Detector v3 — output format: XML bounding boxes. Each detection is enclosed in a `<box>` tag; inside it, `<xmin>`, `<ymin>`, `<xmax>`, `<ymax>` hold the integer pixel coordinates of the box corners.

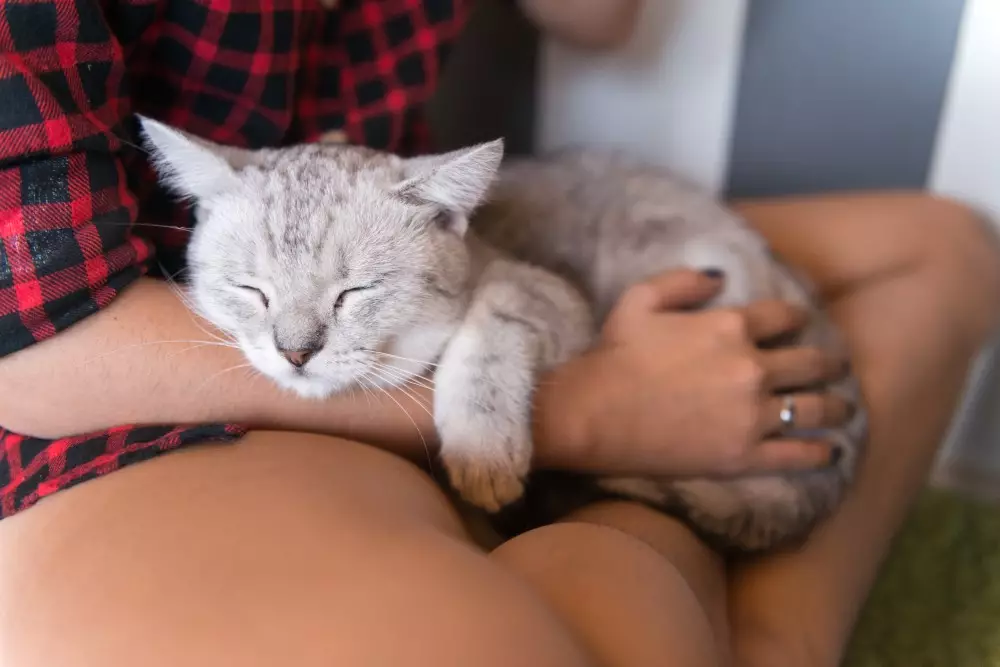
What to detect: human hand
<box><xmin>533</xmin><ymin>269</ymin><xmax>853</xmax><ymax>477</ymax></box>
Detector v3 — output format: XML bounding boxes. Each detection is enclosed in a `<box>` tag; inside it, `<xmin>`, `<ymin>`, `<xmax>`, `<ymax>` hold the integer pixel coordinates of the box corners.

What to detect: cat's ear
<box><xmin>394</xmin><ymin>139</ymin><xmax>504</xmax><ymax>235</ymax></box>
<box><xmin>138</xmin><ymin>115</ymin><xmax>258</xmax><ymax>201</ymax></box>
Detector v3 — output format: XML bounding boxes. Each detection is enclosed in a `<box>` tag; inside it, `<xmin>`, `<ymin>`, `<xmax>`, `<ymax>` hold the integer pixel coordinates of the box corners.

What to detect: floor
<box><xmin>932</xmin><ymin>460</ymin><xmax>1000</xmax><ymax>503</ymax></box>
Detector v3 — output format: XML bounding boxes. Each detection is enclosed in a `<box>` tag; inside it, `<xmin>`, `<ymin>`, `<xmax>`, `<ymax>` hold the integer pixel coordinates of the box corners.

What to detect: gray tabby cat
<box><xmin>139</xmin><ymin>117</ymin><xmax>867</xmax><ymax>553</ymax></box>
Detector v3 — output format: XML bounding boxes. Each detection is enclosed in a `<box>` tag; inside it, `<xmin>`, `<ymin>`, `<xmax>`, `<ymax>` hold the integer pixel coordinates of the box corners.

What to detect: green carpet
<box><xmin>845</xmin><ymin>489</ymin><xmax>1000</xmax><ymax>666</ymax></box>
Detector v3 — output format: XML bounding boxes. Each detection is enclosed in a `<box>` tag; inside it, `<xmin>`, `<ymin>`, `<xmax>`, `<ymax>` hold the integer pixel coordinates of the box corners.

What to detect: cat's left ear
<box><xmin>394</xmin><ymin>139</ymin><xmax>504</xmax><ymax>236</ymax></box>
<box><xmin>138</xmin><ymin>115</ymin><xmax>260</xmax><ymax>201</ymax></box>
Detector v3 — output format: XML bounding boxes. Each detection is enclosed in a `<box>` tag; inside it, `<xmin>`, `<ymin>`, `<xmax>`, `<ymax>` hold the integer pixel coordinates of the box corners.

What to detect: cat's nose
<box><xmin>279</xmin><ymin>348</ymin><xmax>316</xmax><ymax>368</ymax></box>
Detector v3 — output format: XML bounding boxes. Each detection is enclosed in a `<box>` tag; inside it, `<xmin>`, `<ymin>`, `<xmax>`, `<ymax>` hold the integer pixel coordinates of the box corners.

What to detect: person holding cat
<box><xmin>0</xmin><ymin>1</ymin><xmax>997</xmax><ymax>666</ymax></box>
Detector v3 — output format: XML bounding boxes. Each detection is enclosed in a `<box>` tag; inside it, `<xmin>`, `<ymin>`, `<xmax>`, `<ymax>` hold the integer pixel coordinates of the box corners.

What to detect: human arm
<box><xmin>0</xmin><ymin>277</ymin><xmax>442</xmax><ymax>453</ymax></box>
<box><xmin>516</xmin><ymin>0</ymin><xmax>641</xmax><ymax>49</ymax></box>
<box><xmin>726</xmin><ymin>193</ymin><xmax>1000</xmax><ymax>666</ymax></box>
<box><xmin>0</xmin><ymin>267</ymin><xmax>843</xmax><ymax>476</ymax></box>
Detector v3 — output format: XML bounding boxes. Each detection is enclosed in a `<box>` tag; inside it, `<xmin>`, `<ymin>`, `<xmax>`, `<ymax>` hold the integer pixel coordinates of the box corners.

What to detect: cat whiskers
<box><xmin>370</xmin><ymin>361</ymin><xmax>530</xmax><ymax>445</ymax></box>
<box><xmin>74</xmin><ymin>338</ymin><xmax>241</xmax><ymax>369</ymax></box>
<box><xmin>366</xmin><ymin>349</ymin><xmax>441</xmax><ymax>394</ymax></box>
<box><xmin>372</xmin><ymin>351</ymin><xmax>528</xmax><ymax>410</ymax></box>
<box><xmin>366</xmin><ymin>362</ymin><xmax>434</xmax><ymax>420</ymax></box>
<box><xmin>357</xmin><ymin>371</ymin><xmax>435</xmax><ymax>471</ymax></box>
<box><xmin>370</xmin><ymin>361</ymin><xmax>436</xmax><ymax>393</ymax></box>
<box><xmin>371</xmin><ymin>350</ymin><xmax>440</xmax><ymax>369</ymax></box>
<box><xmin>115</xmin><ymin>132</ymin><xmax>152</xmax><ymax>156</ymax></box>
<box><xmin>348</xmin><ymin>373</ymin><xmax>376</xmax><ymax>409</ymax></box>
<box><xmin>161</xmin><ymin>263</ymin><xmax>241</xmax><ymax>347</ymax></box>
<box><xmin>194</xmin><ymin>362</ymin><xmax>258</xmax><ymax>394</ymax></box>
<box><xmin>166</xmin><ymin>341</ymin><xmax>238</xmax><ymax>358</ymax></box>
<box><xmin>92</xmin><ymin>221</ymin><xmax>195</xmax><ymax>233</ymax></box>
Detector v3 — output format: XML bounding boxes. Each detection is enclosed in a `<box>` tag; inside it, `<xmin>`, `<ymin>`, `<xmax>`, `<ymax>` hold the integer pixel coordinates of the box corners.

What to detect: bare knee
<box><xmin>494</xmin><ymin>520</ymin><xmax>723</xmax><ymax>667</ymax></box>
<box><xmin>0</xmin><ymin>432</ymin><xmax>592</xmax><ymax>667</ymax></box>
<box><xmin>906</xmin><ymin>195</ymin><xmax>1000</xmax><ymax>346</ymax></box>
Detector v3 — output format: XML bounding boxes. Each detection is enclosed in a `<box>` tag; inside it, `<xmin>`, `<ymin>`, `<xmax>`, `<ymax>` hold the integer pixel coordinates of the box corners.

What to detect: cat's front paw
<box><xmin>443</xmin><ymin>450</ymin><xmax>526</xmax><ymax>512</ymax></box>
<box><xmin>439</xmin><ymin>424</ymin><xmax>531</xmax><ymax>512</ymax></box>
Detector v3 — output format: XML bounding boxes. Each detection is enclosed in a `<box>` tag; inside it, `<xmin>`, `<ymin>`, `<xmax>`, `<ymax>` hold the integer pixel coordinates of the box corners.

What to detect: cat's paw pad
<box><xmin>441</xmin><ymin>450</ymin><xmax>527</xmax><ymax>513</ymax></box>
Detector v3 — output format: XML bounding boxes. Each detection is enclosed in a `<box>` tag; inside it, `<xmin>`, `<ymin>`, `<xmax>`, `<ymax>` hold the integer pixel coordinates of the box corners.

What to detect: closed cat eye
<box><xmin>334</xmin><ymin>283</ymin><xmax>379</xmax><ymax>311</ymax></box>
<box><xmin>237</xmin><ymin>285</ymin><xmax>269</xmax><ymax>308</ymax></box>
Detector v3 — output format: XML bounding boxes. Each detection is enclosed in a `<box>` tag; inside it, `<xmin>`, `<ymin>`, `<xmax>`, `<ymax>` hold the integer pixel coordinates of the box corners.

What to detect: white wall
<box><xmin>536</xmin><ymin>0</ymin><xmax>748</xmax><ymax>196</ymax></box>
<box><xmin>930</xmin><ymin>0</ymin><xmax>1000</xmax><ymax>473</ymax></box>
<box><xmin>930</xmin><ymin>0</ymin><xmax>1000</xmax><ymax>220</ymax></box>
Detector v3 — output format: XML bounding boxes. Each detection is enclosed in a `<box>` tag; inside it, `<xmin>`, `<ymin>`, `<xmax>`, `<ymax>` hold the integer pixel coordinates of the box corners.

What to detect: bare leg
<box><xmin>493</xmin><ymin>500</ymin><xmax>731</xmax><ymax>667</ymax></box>
<box><xmin>727</xmin><ymin>193</ymin><xmax>1000</xmax><ymax>666</ymax></box>
<box><xmin>493</xmin><ymin>193</ymin><xmax>1000</xmax><ymax>667</ymax></box>
<box><xmin>0</xmin><ymin>432</ymin><xmax>731</xmax><ymax>667</ymax></box>
<box><xmin>0</xmin><ymin>433</ymin><xmax>594</xmax><ymax>667</ymax></box>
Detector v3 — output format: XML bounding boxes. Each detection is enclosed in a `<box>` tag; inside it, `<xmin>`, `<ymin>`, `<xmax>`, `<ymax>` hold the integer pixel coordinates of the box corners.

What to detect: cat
<box><xmin>138</xmin><ymin>116</ymin><xmax>867</xmax><ymax>554</ymax></box>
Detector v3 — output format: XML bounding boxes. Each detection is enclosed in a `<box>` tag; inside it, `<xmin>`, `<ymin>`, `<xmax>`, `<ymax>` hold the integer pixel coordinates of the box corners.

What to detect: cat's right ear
<box><xmin>393</xmin><ymin>139</ymin><xmax>504</xmax><ymax>236</ymax></box>
<box><xmin>138</xmin><ymin>115</ymin><xmax>257</xmax><ymax>201</ymax></box>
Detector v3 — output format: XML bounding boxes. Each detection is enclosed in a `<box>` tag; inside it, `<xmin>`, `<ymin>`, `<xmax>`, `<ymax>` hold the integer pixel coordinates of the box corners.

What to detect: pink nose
<box><xmin>280</xmin><ymin>349</ymin><xmax>314</xmax><ymax>368</ymax></box>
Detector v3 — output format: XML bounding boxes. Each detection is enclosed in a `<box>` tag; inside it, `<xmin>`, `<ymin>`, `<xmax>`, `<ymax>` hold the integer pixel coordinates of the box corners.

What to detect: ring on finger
<box><xmin>762</xmin><ymin>392</ymin><xmax>847</xmax><ymax>436</ymax></box>
<box><xmin>778</xmin><ymin>395</ymin><xmax>797</xmax><ymax>432</ymax></box>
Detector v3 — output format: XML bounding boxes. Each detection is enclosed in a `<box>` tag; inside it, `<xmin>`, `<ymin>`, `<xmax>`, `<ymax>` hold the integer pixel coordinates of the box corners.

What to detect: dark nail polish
<box><xmin>829</xmin><ymin>447</ymin><xmax>843</xmax><ymax>467</ymax></box>
<box><xmin>842</xmin><ymin>359</ymin><xmax>852</xmax><ymax>376</ymax></box>
<box><xmin>700</xmin><ymin>268</ymin><xmax>724</xmax><ymax>280</ymax></box>
<box><xmin>845</xmin><ymin>401</ymin><xmax>858</xmax><ymax>420</ymax></box>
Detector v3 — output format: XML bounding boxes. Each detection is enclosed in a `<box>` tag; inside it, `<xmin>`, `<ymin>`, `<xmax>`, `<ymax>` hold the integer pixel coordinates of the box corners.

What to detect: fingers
<box><xmin>744</xmin><ymin>439</ymin><xmax>835</xmax><ymax>472</ymax></box>
<box><xmin>737</xmin><ymin>391</ymin><xmax>855</xmax><ymax>473</ymax></box>
<box><xmin>757</xmin><ymin>392</ymin><xmax>854</xmax><ymax>436</ymax></box>
<box><xmin>760</xmin><ymin>346</ymin><xmax>848</xmax><ymax>391</ymax></box>
<box><xmin>615</xmin><ymin>269</ymin><xmax>724</xmax><ymax>314</ymax></box>
<box><xmin>741</xmin><ymin>299</ymin><xmax>809</xmax><ymax>343</ymax></box>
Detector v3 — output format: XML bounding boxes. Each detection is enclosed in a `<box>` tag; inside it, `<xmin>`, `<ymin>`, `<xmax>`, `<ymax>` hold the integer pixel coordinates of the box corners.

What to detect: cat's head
<box><xmin>139</xmin><ymin>116</ymin><xmax>503</xmax><ymax>398</ymax></box>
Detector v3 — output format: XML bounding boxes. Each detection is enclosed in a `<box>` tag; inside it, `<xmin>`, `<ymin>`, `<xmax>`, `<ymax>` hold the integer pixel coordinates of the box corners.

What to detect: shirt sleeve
<box><xmin>0</xmin><ymin>0</ymin><xmax>152</xmax><ymax>358</ymax></box>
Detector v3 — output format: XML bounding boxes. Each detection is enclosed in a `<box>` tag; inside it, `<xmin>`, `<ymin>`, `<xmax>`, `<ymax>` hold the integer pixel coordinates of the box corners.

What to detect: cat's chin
<box><xmin>272</xmin><ymin>373</ymin><xmax>343</xmax><ymax>400</ymax></box>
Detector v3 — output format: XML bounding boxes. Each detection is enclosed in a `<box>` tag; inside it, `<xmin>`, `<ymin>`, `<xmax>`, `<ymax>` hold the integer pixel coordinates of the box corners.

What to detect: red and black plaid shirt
<box><xmin>0</xmin><ymin>0</ymin><xmax>473</xmax><ymax>518</ymax></box>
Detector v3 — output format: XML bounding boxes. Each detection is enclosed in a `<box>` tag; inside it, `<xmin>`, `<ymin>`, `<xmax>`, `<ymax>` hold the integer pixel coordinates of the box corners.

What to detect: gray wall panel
<box><xmin>727</xmin><ymin>0</ymin><xmax>966</xmax><ymax>198</ymax></box>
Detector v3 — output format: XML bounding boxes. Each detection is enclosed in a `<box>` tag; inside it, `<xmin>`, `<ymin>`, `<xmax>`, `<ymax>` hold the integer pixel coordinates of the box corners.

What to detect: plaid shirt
<box><xmin>0</xmin><ymin>0</ymin><xmax>472</xmax><ymax>518</ymax></box>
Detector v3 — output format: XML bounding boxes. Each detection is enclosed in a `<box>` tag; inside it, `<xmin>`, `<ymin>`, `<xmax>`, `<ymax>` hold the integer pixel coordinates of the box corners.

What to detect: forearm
<box><xmin>0</xmin><ymin>278</ymin><xmax>436</xmax><ymax>458</ymax></box>
<box><xmin>0</xmin><ymin>275</ymin><xmax>602</xmax><ymax>471</ymax></box>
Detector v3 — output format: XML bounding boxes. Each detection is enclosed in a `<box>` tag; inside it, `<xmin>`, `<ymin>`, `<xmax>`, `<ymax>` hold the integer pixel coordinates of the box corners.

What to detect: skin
<box><xmin>536</xmin><ymin>271</ymin><xmax>851</xmax><ymax>477</ymax></box>
<box><xmin>1</xmin><ymin>191</ymin><xmax>996</xmax><ymax>667</ymax></box>
<box><xmin>0</xmin><ymin>273</ymin><xmax>837</xmax><ymax>478</ymax></box>
<box><xmin>727</xmin><ymin>193</ymin><xmax>1000</xmax><ymax>666</ymax></box>
<box><xmin>516</xmin><ymin>0</ymin><xmax>642</xmax><ymax>49</ymax></box>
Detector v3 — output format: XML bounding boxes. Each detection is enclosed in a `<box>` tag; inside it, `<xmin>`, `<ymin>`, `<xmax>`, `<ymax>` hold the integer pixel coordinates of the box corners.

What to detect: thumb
<box><xmin>615</xmin><ymin>268</ymin><xmax>724</xmax><ymax>316</ymax></box>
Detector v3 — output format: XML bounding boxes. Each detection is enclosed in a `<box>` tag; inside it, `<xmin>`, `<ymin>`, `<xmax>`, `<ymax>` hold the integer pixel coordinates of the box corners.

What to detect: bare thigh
<box><xmin>0</xmin><ymin>433</ymin><xmax>733</xmax><ymax>667</ymax></box>
<box><xmin>493</xmin><ymin>501</ymin><xmax>730</xmax><ymax>667</ymax></box>
<box><xmin>0</xmin><ymin>432</ymin><xmax>593</xmax><ymax>667</ymax></box>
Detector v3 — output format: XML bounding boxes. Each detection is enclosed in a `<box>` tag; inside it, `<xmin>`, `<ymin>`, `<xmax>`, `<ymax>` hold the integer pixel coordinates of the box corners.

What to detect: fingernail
<box><xmin>829</xmin><ymin>447</ymin><xmax>843</xmax><ymax>467</ymax></box>
<box><xmin>700</xmin><ymin>268</ymin><xmax>724</xmax><ymax>280</ymax></box>
<box><xmin>845</xmin><ymin>401</ymin><xmax>858</xmax><ymax>420</ymax></box>
<box><xmin>842</xmin><ymin>359</ymin><xmax>852</xmax><ymax>375</ymax></box>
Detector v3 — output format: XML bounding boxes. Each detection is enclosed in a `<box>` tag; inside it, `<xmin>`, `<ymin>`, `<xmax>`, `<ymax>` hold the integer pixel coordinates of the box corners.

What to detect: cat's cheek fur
<box><xmin>383</xmin><ymin>321</ymin><xmax>462</xmax><ymax>378</ymax></box>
